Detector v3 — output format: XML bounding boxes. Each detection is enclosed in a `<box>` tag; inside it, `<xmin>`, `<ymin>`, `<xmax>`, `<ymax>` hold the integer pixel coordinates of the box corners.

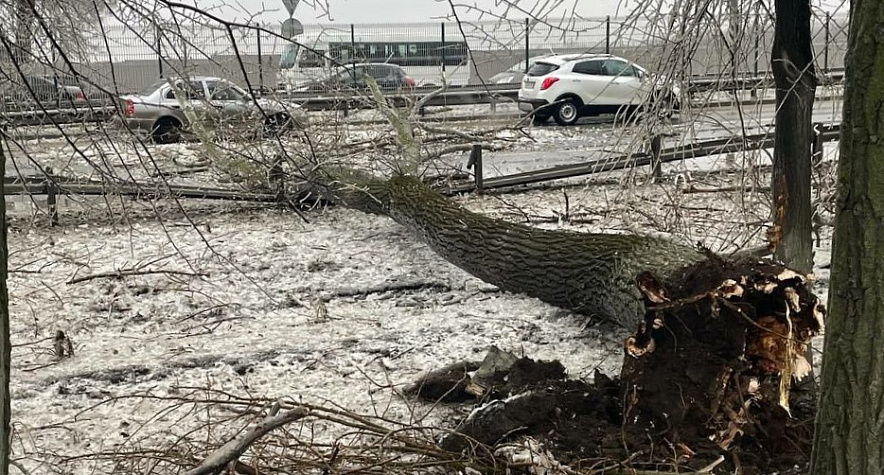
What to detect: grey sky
<box><xmin>201</xmin><ymin>0</ymin><xmax>848</xmax><ymax>26</ymax></box>
<box><xmin>221</xmin><ymin>0</ymin><xmax>626</xmax><ymax>25</ymax></box>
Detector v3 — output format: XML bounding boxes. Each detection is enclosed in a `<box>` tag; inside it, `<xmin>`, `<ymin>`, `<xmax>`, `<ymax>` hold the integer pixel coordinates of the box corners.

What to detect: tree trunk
<box><xmin>343</xmin><ymin>174</ymin><xmax>823</xmax><ymax>465</ymax></box>
<box><xmin>809</xmin><ymin>2</ymin><xmax>884</xmax><ymax>473</ymax></box>
<box><xmin>338</xmin><ymin>174</ymin><xmax>705</xmax><ymax>328</ymax></box>
<box><xmin>769</xmin><ymin>0</ymin><xmax>816</xmax><ymax>275</ymax></box>
<box><xmin>0</xmin><ymin>128</ymin><xmax>11</xmax><ymax>474</ymax></box>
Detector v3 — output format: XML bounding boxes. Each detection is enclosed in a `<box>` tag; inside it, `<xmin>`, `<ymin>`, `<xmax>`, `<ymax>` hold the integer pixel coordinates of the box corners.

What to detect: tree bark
<box><xmin>337</xmin><ymin>174</ymin><xmax>705</xmax><ymax>327</ymax></box>
<box><xmin>769</xmin><ymin>0</ymin><xmax>816</xmax><ymax>275</ymax></box>
<box><xmin>345</xmin><ymin>173</ymin><xmax>823</xmax><ymax>464</ymax></box>
<box><xmin>0</xmin><ymin>127</ymin><xmax>11</xmax><ymax>475</ymax></box>
<box><xmin>809</xmin><ymin>2</ymin><xmax>884</xmax><ymax>473</ymax></box>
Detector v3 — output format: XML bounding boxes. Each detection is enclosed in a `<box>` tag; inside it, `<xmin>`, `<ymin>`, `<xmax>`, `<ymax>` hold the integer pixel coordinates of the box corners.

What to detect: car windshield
<box><xmin>140</xmin><ymin>80</ymin><xmax>168</xmax><ymax>95</ymax></box>
<box><xmin>206</xmin><ymin>80</ymin><xmax>246</xmax><ymax>101</ymax></box>
<box><xmin>526</xmin><ymin>62</ymin><xmax>559</xmax><ymax>77</ymax></box>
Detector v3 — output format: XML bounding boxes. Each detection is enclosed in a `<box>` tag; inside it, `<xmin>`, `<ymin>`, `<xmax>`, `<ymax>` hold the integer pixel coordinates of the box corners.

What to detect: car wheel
<box><xmin>553</xmin><ymin>98</ymin><xmax>581</xmax><ymax>126</ymax></box>
<box><xmin>651</xmin><ymin>92</ymin><xmax>678</xmax><ymax>119</ymax></box>
<box><xmin>264</xmin><ymin>112</ymin><xmax>294</xmax><ymax>136</ymax></box>
<box><xmin>656</xmin><ymin>94</ymin><xmax>678</xmax><ymax>119</ymax></box>
<box><xmin>151</xmin><ymin>118</ymin><xmax>182</xmax><ymax>144</ymax></box>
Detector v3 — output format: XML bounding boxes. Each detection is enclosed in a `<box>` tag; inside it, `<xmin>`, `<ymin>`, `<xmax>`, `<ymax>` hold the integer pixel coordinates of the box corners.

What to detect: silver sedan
<box><xmin>116</xmin><ymin>76</ymin><xmax>305</xmax><ymax>143</ymax></box>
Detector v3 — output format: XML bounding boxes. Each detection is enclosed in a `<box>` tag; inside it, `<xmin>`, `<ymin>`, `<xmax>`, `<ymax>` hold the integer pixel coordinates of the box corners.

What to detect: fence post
<box><xmin>257</xmin><ymin>29</ymin><xmax>264</xmax><ymax>92</ymax></box>
<box><xmin>650</xmin><ymin>134</ymin><xmax>663</xmax><ymax>180</ymax></box>
<box><xmin>468</xmin><ymin>144</ymin><xmax>484</xmax><ymax>194</ymax></box>
<box><xmin>824</xmin><ymin>13</ymin><xmax>831</xmax><ymax>74</ymax></box>
<box><xmin>752</xmin><ymin>12</ymin><xmax>760</xmax><ymax>98</ymax></box>
<box><xmin>156</xmin><ymin>25</ymin><xmax>163</xmax><ymax>78</ymax></box>
<box><xmin>605</xmin><ymin>16</ymin><xmax>611</xmax><ymax>54</ymax></box>
<box><xmin>45</xmin><ymin>167</ymin><xmax>58</xmax><ymax>227</ymax></box>
<box><xmin>753</xmin><ymin>13</ymin><xmax>760</xmax><ymax>76</ymax></box>
<box><xmin>350</xmin><ymin>24</ymin><xmax>356</xmax><ymax>80</ymax></box>
<box><xmin>441</xmin><ymin>22</ymin><xmax>446</xmax><ymax>73</ymax></box>
<box><xmin>525</xmin><ymin>18</ymin><xmax>530</xmax><ymax>72</ymax></box>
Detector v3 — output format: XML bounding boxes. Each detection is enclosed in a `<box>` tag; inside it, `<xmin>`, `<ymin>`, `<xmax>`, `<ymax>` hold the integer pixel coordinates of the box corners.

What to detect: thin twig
<box><xmin>66</xmin><ymin>269</ymin><xmax>209</xmax><ymax>285</ymax></box>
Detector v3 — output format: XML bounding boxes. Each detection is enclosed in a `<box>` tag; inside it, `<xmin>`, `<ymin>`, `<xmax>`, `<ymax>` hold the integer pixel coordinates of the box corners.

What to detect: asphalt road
<box><xmin>442</xmin><ymin>97</ymin><xmax>845</xmax><ymax>180</ymax></box>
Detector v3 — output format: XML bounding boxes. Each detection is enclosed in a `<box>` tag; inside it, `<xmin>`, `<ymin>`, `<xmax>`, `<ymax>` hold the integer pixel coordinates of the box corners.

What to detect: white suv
<box><xmin>518</xmin><ymin>54</ymin><xmax>677</xmax><ymax>125</ymax></box>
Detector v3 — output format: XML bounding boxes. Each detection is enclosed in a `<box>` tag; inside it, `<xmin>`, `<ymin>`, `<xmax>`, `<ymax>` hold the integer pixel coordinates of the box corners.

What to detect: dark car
<box><xmin>0</xmin><ymin>74</ymin><xmax>111</xmax><ymax>109</ymax></box>
<box><xmin>296</xmin><ymin>63</ymin><xmax>416</xmax><ymax>92</ymax></box>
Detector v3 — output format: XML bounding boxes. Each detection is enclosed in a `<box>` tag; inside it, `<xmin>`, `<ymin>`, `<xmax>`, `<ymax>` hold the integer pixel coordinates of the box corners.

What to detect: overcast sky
<box><xmin>221</xmin><ymin>0</ymin><xmax>627</xmax><ymax>25</ymax></box>
<box><xmin>203</xmin><ymin>0</ymin><xmax>848</xmax><ymax>26</ymax></box>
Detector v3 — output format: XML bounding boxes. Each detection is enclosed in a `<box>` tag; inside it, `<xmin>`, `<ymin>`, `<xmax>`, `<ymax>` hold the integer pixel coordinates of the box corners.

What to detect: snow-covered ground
<box><xmin>2</xmin><ymin>109</ymin><xmax>838</xmax><ymax>473</ymax></box>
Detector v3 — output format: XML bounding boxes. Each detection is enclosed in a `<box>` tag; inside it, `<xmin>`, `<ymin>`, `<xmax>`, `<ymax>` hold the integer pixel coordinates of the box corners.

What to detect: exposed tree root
<box><xmin>409</xmin><ymin>259</ymin><xmax>823</xmax><ymax>474</ymax></box>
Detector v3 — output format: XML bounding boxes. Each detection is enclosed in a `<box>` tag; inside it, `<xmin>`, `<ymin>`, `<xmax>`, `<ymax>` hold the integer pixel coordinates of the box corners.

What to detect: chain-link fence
<box><xmin>1</xmin><ymin>12</ymin><xmax>850</xmax><ymax>95</ymax></box>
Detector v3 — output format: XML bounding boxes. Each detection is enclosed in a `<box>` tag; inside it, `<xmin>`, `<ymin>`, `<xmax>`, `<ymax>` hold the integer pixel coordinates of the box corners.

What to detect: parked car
<box><xmin>488</xmin><ymin>55</ymin><xmax>551</xmax><ymax>84</ymax></box>
<box><xmin>296</xmin><ymin>63</ymin><xmax>416</xmax><ymax>92</ymax></box>
<box><xmin>1</xmin><ymin>74</ymin><xmax>112</xmax><ymax>109</ymax></box>
<box><xmin>518</xmin><ymin>54</ymin><xmax>679</xmax><ymax>125</ymax></box>
<box><xmin>116</xmin><ymin>76</ymin><xmax>305</xmax><ymax>143</ymax></box>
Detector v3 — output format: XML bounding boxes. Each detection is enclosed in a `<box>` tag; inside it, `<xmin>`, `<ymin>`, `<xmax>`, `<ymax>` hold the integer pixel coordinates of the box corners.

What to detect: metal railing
<box><xmin>0</xmin><ymin>68</ymin><xmax>847</xmax><ymax>127</ymax></box>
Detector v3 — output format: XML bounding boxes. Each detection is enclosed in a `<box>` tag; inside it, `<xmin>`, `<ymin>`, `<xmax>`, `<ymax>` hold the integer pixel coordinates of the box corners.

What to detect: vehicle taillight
<box><xmin>125</xmin><ymin>99</ymin><xmax>134</xmax><ymax>117</ymax></box>
<box><xmin>405</xmin><ymin>76</ymin><xmax>416</xmax><ymax>87</ymax></box>
<box><xmin>540</xmin><ymin>77</ymin><xmax>560</xmax><ymax>90</ymax></box>
<box><xmin>76</xmin><ymin>91</ymin><xmax>86</xmax><ymax>102</ymax></box>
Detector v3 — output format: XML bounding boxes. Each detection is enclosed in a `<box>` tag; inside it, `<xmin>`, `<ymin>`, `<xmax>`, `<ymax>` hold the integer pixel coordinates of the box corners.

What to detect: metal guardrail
<box><xmin>0</xmin><ymin>105</ymin><xmax>117</xmax><ymax>127</ymax></box>
<box><xmin>4</xmin><ymin>123</ymin><xmax>841</xmax><ymax>225</ymax></box>
<box><xmin>686</xmin><ymin>69</ymin><xmax>845</xmax><ymax>93</ymax></box>
<box><xmin>277</xmin><ymin>83</ymin><xmax>519</xmax><ymax>111</ymax></box>
<box><xmin>4</xmin><ymin>175</ymin><xmax>279</xmax><ymax>201</ymax></box>
<box><xmin>0</xmin><ymin>70</ymin><xmax>846</xmax><ymax>127</ymax></box>
<box><xmin>437</xmin><ymin>122</ymin><xmax>841</xmax><ymax>194</ymax></box>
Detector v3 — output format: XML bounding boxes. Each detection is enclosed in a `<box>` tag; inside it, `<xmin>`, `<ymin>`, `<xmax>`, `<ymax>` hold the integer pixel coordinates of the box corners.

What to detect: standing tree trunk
<box><xmin>769</xmin><ymin>0</ymin><xmax>816</xmax><ymax>274</ymax></box>
<box><xmin>0</xmin><ymin>131</ymin><xmax>11</xmax><ymax>474</ymax></box>
<box><xmin>770</xmin><ymin>0</ymin><xmax>818</xmax><ymax>390</ymax></box>
<box><xmin>810</xmin><ymin>3</ymin><xmax>884</xmax><ymax>473</ymax></box>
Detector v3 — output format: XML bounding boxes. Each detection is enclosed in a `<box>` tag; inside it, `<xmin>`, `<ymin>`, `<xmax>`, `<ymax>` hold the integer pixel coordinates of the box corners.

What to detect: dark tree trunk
<box><xmin>810</xmin><ymin>2</ymin><xmax>884</xmax><ymax>473</ymax></box>
<box><xmin>0</xmin><ymin>125</ymin><xmax>11</xmax><ymax>474</ymax></box>
<box><xmin>769</xmin><ymin>0</ymin><xmax>817</xmax><ymax>274</ymax></box>
<box><xmin>339</xmin><ymin>174</ymin><xmax>705</xmax><ymax>328</ymax></box>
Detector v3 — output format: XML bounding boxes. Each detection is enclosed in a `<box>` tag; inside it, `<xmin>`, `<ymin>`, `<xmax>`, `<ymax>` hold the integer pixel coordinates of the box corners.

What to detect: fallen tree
<box><xmin>331</xmin><ymin>172</ymin><xmax>707</xmax><ymax>329</ymax></box>
<box><xmin>305</xmin><ymin>169</ymin><xmax>825</xmax><ymax>472</ymax></box>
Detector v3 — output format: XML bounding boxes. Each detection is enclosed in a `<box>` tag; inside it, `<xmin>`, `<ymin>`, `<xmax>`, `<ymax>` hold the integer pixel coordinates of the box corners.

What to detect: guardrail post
<box><xmin>467</xmin><ymin>144</ymin><xmax>484</xmax><ymax>194</ymax></box>
<box><xmin>45</xmin><ymin>166</ymin><xmax>58</xmax><ymax>227</ymax></box>
<box><xmin>605</xmin><ymin>16</ymin><xmax>611</xmax><ymax>54</ymax></box>
<box><xmin>812</xmin><ymin>123</ymin><xmax>824</xmax><ymax>166</ymax></box>
<box><xmin>650</xmin><ymin>134</ymin><xmax>663</xmax><ymax>180</ymax></box>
